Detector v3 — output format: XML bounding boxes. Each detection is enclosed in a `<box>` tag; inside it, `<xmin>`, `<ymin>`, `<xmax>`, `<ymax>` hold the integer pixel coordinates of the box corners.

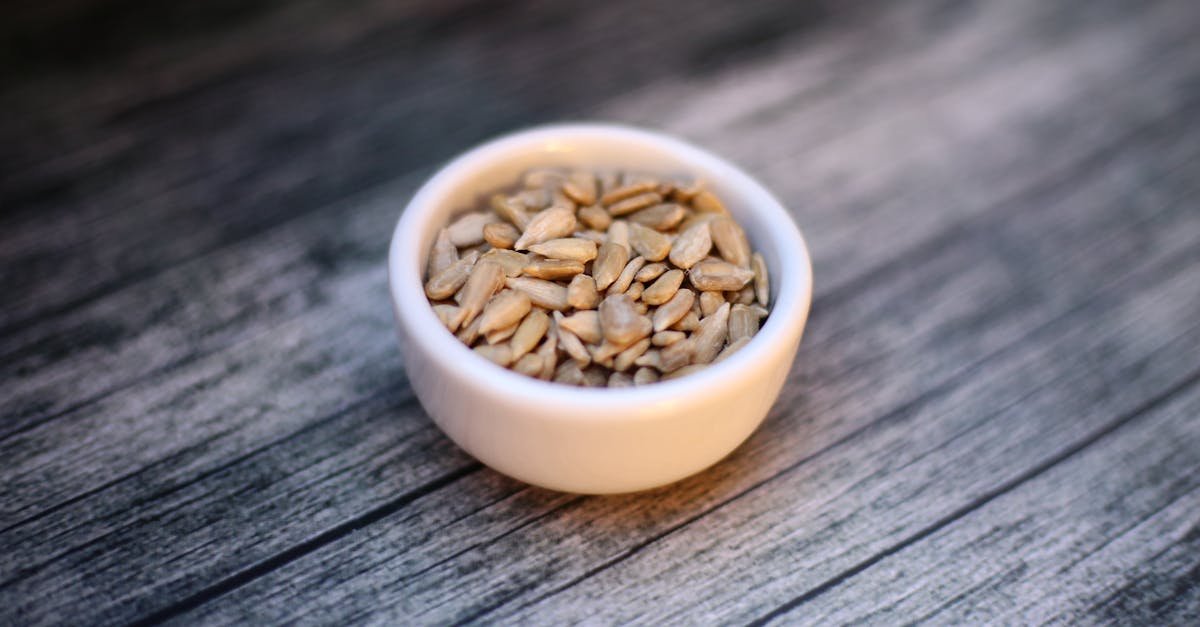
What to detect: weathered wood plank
<box><xmin>161</xmin><ymin>98</ymin><xmax>1200</xmax><ymax>623</ymax></box>
<box><xmin>770</xmin><ymin>381</ymin><xmax>1200</xmax><ymax>625</ymax></box>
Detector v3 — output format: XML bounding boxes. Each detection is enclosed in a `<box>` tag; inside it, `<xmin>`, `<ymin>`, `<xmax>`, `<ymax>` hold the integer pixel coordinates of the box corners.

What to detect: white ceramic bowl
<box><xmin>388</xmin><ymin>123</ymin><xmax>812</xmax><ymax>494</ymax></box>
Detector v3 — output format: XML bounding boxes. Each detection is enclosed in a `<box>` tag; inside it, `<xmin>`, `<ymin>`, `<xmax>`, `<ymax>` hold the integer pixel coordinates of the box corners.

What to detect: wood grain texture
<box><xmin>2</xmin><ymin>0</ymin><xmax>1199</xmax><ymax>624</ymax></box>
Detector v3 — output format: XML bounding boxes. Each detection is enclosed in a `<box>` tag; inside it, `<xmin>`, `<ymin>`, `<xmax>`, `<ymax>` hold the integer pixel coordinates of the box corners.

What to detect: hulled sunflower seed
<box><xmin>561</xmin><ymin>171</ymin><xmax>597</xmax><ymax>205</ymax></box>
<box><xmin>652</xmin><ymin>288</ymin><xmax>695</xmax><ymax>332</ymax></box>
<box><xmin>573</xmin><ymin>229</ymin><xmax>608</xmax><ymax>244</ymax></box>
<box><xmin>458</xmin><ymin>262</ymin><xmax>507</xmax><ymax>329</ymax></box>
<box><xmin>633</xmin><ymin>367</ymin><xmax>660</xmax><ymax>385</ymax></box>
<box><xmin>607</xmin><ymin>220</ymin><xmax>630</xmax><ymax>252</ymax></box>
<box><xmin>526</xmin><ymin>238</ymin><xmax>598</xmax><ymax>262</ymax></box>
<box><xmin>447</xmin><ymin>211</ymin><xmax>500</xmax><ymax>248</ymax></box>
<box><xmin>483</xmin><ymin>222</ymin><xmax>520</xmax><ymax>249</ymax></box>
<box><xmin>513</xmin><ymin>353</ymin><xmax>544</xmax><ymax>377</ymax></box>
<box><xmin>554</xmin><ymin>360</ymin><xmax>586</xmax><ymax>385</ymax></box>
<box><xmin>692</xmin><ymin>189</ymin><xmax>729</xmax><ymax>214</ymax></box>
<box><xmin>710</xmin><ymin>216</ymin><xmax>751</xmax><ymax>268</ymax></box>
<box><xmin>514</xmin><ymin>204</ymin><xmax>576</xmax><ymax>250</ymax></box>
<box><xmin>558</xmin><ymin>310</ymin><xmax>603</xmax><ymax>345</ymax></box>
<box><xmin>523</xmin><ymin>258</ymin><xmax>585</xmax><ymax>280</ymax></box>
<box><xmin>635</xmin><ymin>262</ymin><xmax>668</xmax><ymax>282</ymax></box>
<box><xmin>613</xmin><ymin>338</ymin><xmax>652</xmax><ymax>372</ymax></box>
<box><xmin>750</xmin><ymin>304</ymin><xmax>770</xmax><ymax>318</ymax></box>
<box><xmin>566</xmin><ymin>274</ymin><xmax>601</xmax><ymax>309</ymax></box>
<box><xmin>485</xmin><ymin>322</ymin><xmax>518</xmax><ymax>345</ymax></box>
<box><xmin>474</xmin><ymin>343</ymin><xmax>513</xmax><ymax>367</ymax></box>
<box><xmin>478</xmin><ymin>289</ymin><xmax>531</xmax><ymax>335</ymax></box>
<box><xmin>427</xmin><ymin>229</ymin><xmax>458</xmax><ymax>279</ymax></box>
<box><xmin>592</xmin><ymin>242</ymin><xmax>629</xmax><ymax>290</ymax></box>
<box><xmin>692</xmin><ymin>302</ymin><xmax>730</xmax><ymax>365</ymax></box>
<box><xmin>510</xmin><ymin>309</ymin><xmax>550</xmax><ymax>360</ymax></box>
<box><xmin>634</xmin><ymin>350</ymin><xmax>662</xmax><ymax>369</ymax></box>
<box><xmin>536</xmin><ymin>327</ymin><xmax>558</xmax><ymax>379</ymax></box>
<box><xmin>629</xmin><ymin>203</ymin><xmax>687</xmax><ymax>231</ymax></box>
<box><xmin>432</xmin><ymin>304</ymin><xmax>461</xmax><ymax>332</ymax></box>
<box><xmin>664</xmin><ymin>364</ymin><xmax>707</xmax><ymax>380</ymax></box>
<box><xmin>728</xmin><ymin>304</ymin><xmax>760</xmax><ymax>342</ymax></box>
<box><xmin>660</xmin><ymin>339</ymin><xmax>693</xmax><ymax>373</ymax></box>
<box><xmin>732</xmin><ymin>285</ymin><xmax>756</xmax><ymax>305</ymax></box>
<box><xmin>581</xmin><ymin>366</ymin><xmax>608</xmax><ymax>388</ymax></box>
<box><xmin>607</xmin><ymin>191</ymin><xmax>663</xmax><ymax>216</ymax></box>
<box><xmin>652</xmin><ymin>330</ymin><xmax>686</xmax><ymax>347</ymax></box>
<box><xmin>688</xmin><ymin>260</ymin><xmax>755</xmax><ymax>291</ymax></box>
<box><xmin>480</xmin><ymin>248</ymin><xmax>527</xmax><ymax>277</ymax></box>
<box><xmin>670</xmin><ymin>310</ymin><xmax>701</xmax><ymax>332</ymax></box>
<box><xmin>601</xmin><ymin>180</ymin><xmax>658</xmax><ymax>205</ymax></box>
<box><xmin>424</xmin><ymin>249</ymin><xmax>480</xmax><ymax>300</ymax></box>
<box><xmin>456</xmin><ymin>315</ymin><xmax>482</xmax><ymax>345</ymax></box>
<box><xmin>554</xmin><ymin>312</ymin><xmax>592</xmax><ymax>367</ymax></box>
<box><xmin>608</xmin><ymin>371</ymin><xmax>634</xmax><ymax>388</ymax></box>
<box><xmin>714</xmin><ymin>336</ymin><xmax>752</xmax><ymax>363</ymax></box>
<box><xmin>578</xmin><ymin>204</ymin><xmax>612</xmax><ymax>231</ymax></box>
<box><xmin>628</xmin><ymin>222</ymin><xmax>672</xmax><ymax>262</ymax></box>
<box><xmin>491</xmin><ymin>194</ymin><xmax>532</xmax><ymax>230</ymax></box>
<box><xmin>524</xmin><ymin>168</ymin><xmax>566</xmax><ymax>190</ymax></box>
<box><xmin>642</xmin><ymin>269</ymin><xmax>684</xmax><ymax>305</ymax></box>
<box><xmin>599</xmin><ymin>293</ymin><xmax>652</xmax><ymax>346</ymax></box>
<box><xmin>505</xmin><ymin>276</ymin><xmax>569</xmax><ymax>310</ymax></box>
<box><xmin>608</xmin><ymin>256</ymin><xmax>647</xmax><ymax>294</ymax></box>
<box><xmin>625</xmin><ymin>282</ymin><xmax>645</xmax><ymax>301</ymax></box>
<box><xmin>752</xmin><ymin>252</ymin><xmax>770</xmax><ymax>306</ymax></box>
<box><xmin>700</xmin><ymin>290</ymin><xmax>725</xmax><ymax>316</ymax></box>
<box><xmin>669</xmin><ymin>221</ymin><xmax>713</xmax><ymax>269</ymax></box>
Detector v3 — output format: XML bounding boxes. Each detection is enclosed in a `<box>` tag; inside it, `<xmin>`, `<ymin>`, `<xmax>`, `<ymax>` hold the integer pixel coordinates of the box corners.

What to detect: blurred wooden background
<box><xmin>2</xmin><ymin>0</ymin><xmax>1199</xmax><ymax>623</ymax></box>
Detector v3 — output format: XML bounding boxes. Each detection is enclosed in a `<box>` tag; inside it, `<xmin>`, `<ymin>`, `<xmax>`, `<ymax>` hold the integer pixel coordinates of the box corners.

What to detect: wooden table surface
<box><xmin>4</xmin><ymin>0</ymin><xmax>1200</xmax><ymax>624</ymax></box>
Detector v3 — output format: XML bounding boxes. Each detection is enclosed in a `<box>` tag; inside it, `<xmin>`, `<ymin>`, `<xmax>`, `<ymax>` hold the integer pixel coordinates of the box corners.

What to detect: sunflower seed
<box><xmin>642</xmin><ymin>269</ymin><xmax>684</xmax><ymax>305</ymax></box>
<box><xmin>635</xmin><ymin>262</ymin><xmax>668</xmax><ymax>282</ymax></box>
<box><xmin>613</xmin><ymin>338</ymin><xmax>652</xmax><ymax>372</ymax></box>
<box><xmin>752</xmin><ymin>252</ymin><xmax>770</xmax><ymax>306</ymax></box>
<box><xmin>427</xmin><ymin>229</ymin><xmax>458</xmax><ymax>279</ymax></box>
<box><xmin>628</xmin><ymin>222</ymin><xmax>672</xmax><ymax>262</ymax></box>
<box><xmin>652</xmin><ymin>288</ymin><xmax>695</xmax><ymax>332</ymax></box>
<box><xmin>608</xmin><ymin>256</ymin><xmax>646</xmax><ymax>295</ymax></box>
<box><xmin>634</xmin><ymin>350</ymin><xmax>662</xmax><ymax>369</ymax></box>
<box><xmin>516</xmin><ymin>188</ymin><xmax>549</xmax><ymax>211</ymax></box>
<box><xmin>608</xmin><ymin>371</ymin><xmax>634</xmax><ymax>388</ymax></box>
<box><xmin>728</xmin><ymin>303</ymin><xmax>760</xmax><ymax>342</ymax></box>
<box><xmin>699</xmin><ymin>290</ymin><xmax>725</xmax><ymax>316</ymax></box>
<box><xmin>573</xmin><ymin>230</ymin><xmax>608</xmax><ymax>245</ymax></box>
<box><xmin>651</xmin><ymin>330</ymin><xmax>685</xmax><ymax>347</ymax></box>
<box><xmin>581</xmin><ymin>366</ymin><xmax>608</xmax><ymax>388</ymax></box>
<box><xmin>536</xmin><ymin>327</ymin><xmax>558</xmax><ymax>379</ymax></box>
<box><xmin>523</xmin><ymin>258</ymin><xmax>585</xmax><ymax>280</ymax></box>
<box><xmin>476</xmin><ymin>289</ymin><xmax>530</xmax><ymax>336</ymax></box>
<box><xmin>424</xmin><ymin>249</ymin><xmax>480</xmax><ymax>300</ymax></box>
<box><xmin>527</xmin><ymin>237</ymin><xmax>598</xmax><ymax>262</ymax></box>
<box><xmin>714</xmin><ymin>336</ymin><xmax>752</xmax><ymax>363</ymax></box>
<box><xmin>629</xmin><ymin>203</ymin><xmax>687</xmax><ymax>230</ymax></box>
<box><xmin>554</xmin><ymin>360</ymin><xmax>586</xmax><ymax>385</ymax></box>
<box><xmin>670</xmin><ymin>181</ymin><xmax>702</xmax><ymax>203</ymax></box>
<box><xmin>732</xmin><ymin>285</ymin><xmax>756</xmax><ymax>304</ymax></box>
<box><xmin>554</xmin><ymin>312</ymin><xmax>592</xmax><ymax>367</ymax></box>
<box><xmin>607</xmin><ymin>220</ymin><xmax>630</xmax><ymax>252</ymax></box>
<box><xmin>491</xmin><ymin>194</ymin><xmax>531</xmax><ymax>230</ymax></box>
<box><xmin>524</xmin><ymin>168</ymin><xmax>566</xmax><ymax>190</ymax></box>
<box><xmin>565</xmin><ymin>274</ymin><xmax>600</xmax><ymax>309</ymax></box>
<box><xmin>688</xmin><ymin>260</ymin><xmax>755</xmax><ymax>291</ymax></box>
<box><xmin>483</xmin><ymin>222</ymin><xmax>520</xmax><ymax>249</ymax></box>
<box><xmin>457</xmin><ymin>262</ymin><xmax>508</xmax><ymax>329</ymax></box>
<box><xmin>710</xmin><ymin>216</ymin><xmax>751</xmax><ymax>268</ymax></box>
<box><xmin>607</xmin><ymin>192</ymin><xmax>663</xmax><ymax>216</ymax></box>
<box><xmin>676</xmin><ymin>211</ymin><xmax>719</xmax><ymax>234</ymax></box>
<box><xmin>456</xmin><ymin>315</ymin><xmax>482</xmax><ymax>345</ymax></box>
<box><xmin>447</xmin><ymin>211</ymin><xmax>500</xmax><ymax>248</ymax></box>
<box><xmin>510</xmin><ymin>309</ymin><xmax>550</xmax><ymax>360</ymax></box>
<box><xmin>514</xmin><ymin>204</ymin><xmax>576</xmax><ymax>250</ymax></box>
<box><xmin>633</xmin><ymin>367</ymin><xmax>660</xmax><ymax>385</ymax></box>
<box><xmin>474</xmin><ymin>343</ymin><xmax>513</xmax><ymax>367</ymax></box>
<box><xmin>664</xmin><ymin>364</ymin><xmax>707</xmax><ymax>380</ymax></box>
<box><xmin>692</xmin><ymin>302</ymin><xmax>730</xmax><ymax>364</ymax></box>
<box><xmin>485</xmin><ymin>322</ymin><xmax>518</xmax><ymax>345</ymax></box>
<box><xmin>480</xmin><ymin>249</ymin><xmax>527</xmax><ymax>277</ymax></box>
<box><xmin>513</xmin><ymin>353</ymin><xmax>543</xmax><ymax>377</ymax></box>
<box><xmin>692</xmin><ymin>189</ymin><xmax>729</xmax><ymax>214</ymax></box>
<box><xmin>592</xmin><ymin>242</ymin><xmax>629</xmax><ymax>290</ymax></box>
<box><xmin>625</xmin><ymin>282</ymin><xmax>645</xmax><ymax>301</ymax></box>
<box><xmin>601</xmin><ymin>180</ymin><xmax>658</xmax><ymax>205</ymax></box>
<box><xmin>660</xmin><ymin>339</ymin><xmax>693</xmax><ymax>373</ymax></box>
<box><xmin>669</xmin><ymin>221</ymin><xmax>712</xmax><ymax>269</ymax></box>
<box><xmin>670</xmin><ymin>310</ymin><xmax>701</xmax><ymax>332</ymax></box>
<box><xmin>750</xmin><ymin>304</ymin><xmax>770</xmax><ymax>318</ymax></box>
<box><xmin>501</xmin><ymin>276</ymin><xmax>568</xmax><ymax>311</ymax></box>
<box><xmin>578</xmin><ymin>204</ymin><xmax>612</xmax><ymax>231</ymax></box>
<box><xmin>599</xmin><ymin>293</ymin><xmax>652</xmax><ymax>346</ymax></box>
<box><xmin>432</xmin><ymin>304</ymin><xmax>461</xmax><ymax>332</ymax></box>
<box><xmin>559</xmin><ymin>310</ymin><xmax>603</xmax><ymax>344</ymax></box>
<box><xmin>561</xmin><ymin>171</ymin><xmax>597</xmax><ymax>205</ymax></box>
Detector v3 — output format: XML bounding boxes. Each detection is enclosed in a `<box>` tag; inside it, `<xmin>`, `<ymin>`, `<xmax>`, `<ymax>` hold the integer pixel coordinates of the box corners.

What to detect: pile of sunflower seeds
<box><xmin>424</xmin><ymin>169</ymin><xmax>770</xmax><ymax>387</ymax></box>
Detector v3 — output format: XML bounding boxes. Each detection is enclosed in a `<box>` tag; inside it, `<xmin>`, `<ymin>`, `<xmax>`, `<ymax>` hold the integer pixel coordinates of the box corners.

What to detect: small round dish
<box><xmin>388</xmin><ymin>123</ymin><xmax>812</xmax><ymax>494</ymax></box>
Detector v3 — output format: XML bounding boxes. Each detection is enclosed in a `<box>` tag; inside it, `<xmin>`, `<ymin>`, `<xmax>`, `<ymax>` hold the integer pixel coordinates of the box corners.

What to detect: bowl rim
<box><xmin>388</xmin><ymin>122</ymin><xmax>813</xmax><ymax>417</ymax></box>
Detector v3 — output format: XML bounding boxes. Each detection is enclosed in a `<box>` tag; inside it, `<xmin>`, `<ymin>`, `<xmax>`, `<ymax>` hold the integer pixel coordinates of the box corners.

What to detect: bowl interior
<box><xmin>390</xmin><ymin>123</ymin><xmax>812</xmax><ymax>406</ymax></box>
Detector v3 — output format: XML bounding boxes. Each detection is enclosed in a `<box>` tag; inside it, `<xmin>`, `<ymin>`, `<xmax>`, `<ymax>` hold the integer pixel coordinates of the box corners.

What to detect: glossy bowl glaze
<box><xmin>388</xmin><ymin>123</ymin><xmax>812</xmax><ymax>493</ymax></box>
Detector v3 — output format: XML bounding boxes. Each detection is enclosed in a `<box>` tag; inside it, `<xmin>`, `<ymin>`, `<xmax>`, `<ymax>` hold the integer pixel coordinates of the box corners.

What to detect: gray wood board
<box><xmin>2</xmin><ymin>0</ymin><xmax>1198</xmax><ymax>624</ymax></box>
